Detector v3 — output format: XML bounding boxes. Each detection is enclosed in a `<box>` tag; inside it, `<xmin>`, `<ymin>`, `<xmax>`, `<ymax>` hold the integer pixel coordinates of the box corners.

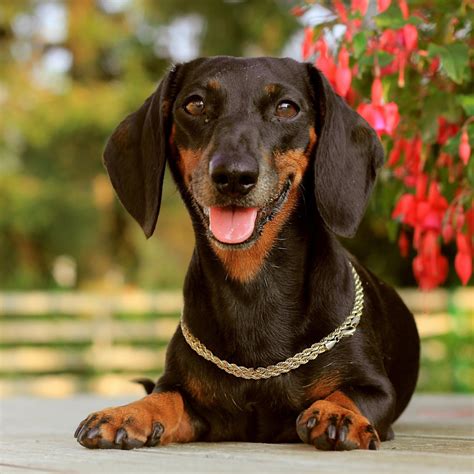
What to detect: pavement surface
<box><xmin>1</xmin><ymin>394</ymin><xmax>473</xmax><ymax>473</ymax></box>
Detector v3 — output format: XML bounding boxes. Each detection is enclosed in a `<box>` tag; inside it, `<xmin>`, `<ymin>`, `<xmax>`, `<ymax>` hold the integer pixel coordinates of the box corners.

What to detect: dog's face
<box><xmin>171</xmin><ymin>58</ymin><xmax>316</xmax><ymax>251</ymax></box>
<box><xmin>103</xmin><ymin>57</ymin><xmax>383</xmax><ymax>281</ymax></box>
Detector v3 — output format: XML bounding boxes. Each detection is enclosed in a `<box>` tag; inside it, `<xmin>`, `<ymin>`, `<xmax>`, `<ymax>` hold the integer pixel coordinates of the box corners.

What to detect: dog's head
<box><xmin>104</xmin><ymin>57</ymin><xmax>383</xmax><ymax>280</ymax></box>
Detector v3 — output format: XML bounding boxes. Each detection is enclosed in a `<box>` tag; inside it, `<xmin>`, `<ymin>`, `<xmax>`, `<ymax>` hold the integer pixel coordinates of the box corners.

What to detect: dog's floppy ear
<box><xmin>103</xmin><ymin>65</ymin><xmax>180</xmax><ymax>238</ymax></box>
<box><xmin>307</xmin><ymin>65</ymin><xmax>384</xmax><ymax>238</ymax></box>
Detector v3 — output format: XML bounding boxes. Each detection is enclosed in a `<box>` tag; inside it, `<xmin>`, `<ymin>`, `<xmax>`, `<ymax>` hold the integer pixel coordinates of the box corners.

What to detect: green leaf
<box><xmin>457</xmin><ymin>95</ymin><xmax>474</xmax><ymax>116</ymax></box>
<box><xmin>386</xmin><ymin>220</ymin><xmax>399</xmax><ymax>243</ymax></box>
<box><xmin>353</xmin><ymin>31</ymin><xmax>367</xmax><ymax>59</ymax></box>
<box><xmin>358</xmin><ymin>51</ymin><xmax>393</xmax><ymax>68</ymax></box>
<box><xmin>466</xmin><ymin>145</ymin><xmax>474</xmax><ymax>188</ymax></box>
<box><xmin>374</xmin><ymin>3</ymin><xmax>422</xmax><ymax>29</ymax></box>
<box><xmin>428</xmin><ymin>43</ymin><xmax>470</xmax><ymax>84</ymax></box>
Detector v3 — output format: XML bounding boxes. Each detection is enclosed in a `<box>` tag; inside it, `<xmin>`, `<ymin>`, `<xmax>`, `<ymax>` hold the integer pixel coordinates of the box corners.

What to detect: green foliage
<box><xmin>0</xmin><ymin>0</ymin><xmax>297</xmax><ymax>290</ymax></box>
<box><xmin>428</xmin><ymin>43</ymin><xmax>470</xmax><ymax>84</ymax></box>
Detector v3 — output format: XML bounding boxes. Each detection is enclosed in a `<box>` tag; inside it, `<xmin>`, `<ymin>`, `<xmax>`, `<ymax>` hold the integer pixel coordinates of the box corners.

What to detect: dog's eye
<box><xmin>184</xmin><ymin>96</ymin><xmax>205</xmax><ymax>116</ymax></box>
<box><xmin>275</xmin><ymin>101</ymin><xmax>299</xmax><ymax>119</ymax></box>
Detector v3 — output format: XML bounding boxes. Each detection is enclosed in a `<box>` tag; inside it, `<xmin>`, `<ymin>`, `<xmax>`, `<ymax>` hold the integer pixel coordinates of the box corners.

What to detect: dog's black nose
<box><xmin>209</xmin><ymin>154</ymin><xmax>258</xmax><ymax>197</ymax></box>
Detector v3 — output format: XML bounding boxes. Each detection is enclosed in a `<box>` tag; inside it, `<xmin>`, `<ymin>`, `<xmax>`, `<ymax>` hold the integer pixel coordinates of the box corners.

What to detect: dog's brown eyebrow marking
<box><xmin>264</xmin><ymin>83</ymin><xmax>281</xmax><ymax>95</ymax></box>
<box><xmin>207</xmin><ymin>79</ymin><xmax>221</xmax><ymax>90</ymax></box>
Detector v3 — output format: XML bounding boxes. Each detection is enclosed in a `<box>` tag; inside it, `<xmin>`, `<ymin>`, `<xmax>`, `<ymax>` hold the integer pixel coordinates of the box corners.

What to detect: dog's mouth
<box><xmin>196</xmin><ymin>179</ymin><xmax>292</xmax><ymax>248</ymax></box>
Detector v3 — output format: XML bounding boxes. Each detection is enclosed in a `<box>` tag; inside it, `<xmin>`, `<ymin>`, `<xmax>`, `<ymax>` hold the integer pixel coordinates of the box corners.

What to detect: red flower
<box><xmin>302</xmin><ymin>27</ymin><xmax>314</xmax><ymax>60</ymax></box>
<box><xmin>334</xmin><ymin>0</ymin><xmax>348</xmax><ymax>23</ymax></box>
<box><xmin>371</xmin><ymin>77</ymin><xmax>383</xmax><ymax>106</ymax></box>
<box><xmin>392</xmin><ymin>193</ymin><xmax>417</xmax><ymax>226</ymax></box>
<box><xmin>413</xmin><ymin>231</ymin><xmax>448</xmax><ymax>290</ymax></box>
<box><xmin>291</xmin><ymin>6</ymin><xmax>305</xmax><ymax>17</ymax></box>
<box><xmin>459</xmin><ymin>130</ymin><xmax>471</xmax><ymax>166</ymax></box>
<box><xmin>402</xmin><ymin>24</ymin><xmax>418</xmax><ymax>51</ymax></box>
<box><xmin>357</xmin><ymin>102</ymin><xmax>400</xmax><ymax>136</ymax></box>
<box><xmin>315</xmin><ymin>39</ymin><xmax>337</xmax><ymax>84</ymax></box>
<box><xmin>398</xmin><ymin>230</ymin><xmax>410</xmax><ymax>257</ymax></box>
<box><xmin>388</xmin><ymin>138</ymin><xmax>403</xmax><ymax>167</ymax></box>
<box><xmin>377</xmin><ymin>0</ymin><xmax>391</xmax><ymax>13</ymax></box>
<box><xmin>455</xmin><ymin>232</ymin><xmax>472</xmax><ymax>285</ymax></box>
<box><xmin>351</xmin><ymin>0</ymin><xmax>369</xmax><ymax>16</ymax></box>
<box><xmin>335</xmin><ymin>46</ymin><xmax>352</xmax><ymax>97</ymax></box>
<box><xmin>442</xmin><ymin>223</ymin><xmax>454</xmax><ymax>243</ymax></box>
<box><xmin>429</xmin><ymin>56</ymin><xmax>440</xmax><ymax>75</ymax></box>
<box><xmin>398</xmin><ymin>0</ymin><xmax>409</xmax><ymax>19</ymax></box>
<box><xmin>466</xmin><ymin>207</ymin><xmax>474</xmax><ymax>238</ymax></box>
<box><xmin>455</xmin><ymin>252</ymin><xmax>473</xmax><ymax>285</ymax></box>
<box><xmin>437</xmin><ymin>117</ymin><xmax>459</xmax><ymax>145</ymax></box>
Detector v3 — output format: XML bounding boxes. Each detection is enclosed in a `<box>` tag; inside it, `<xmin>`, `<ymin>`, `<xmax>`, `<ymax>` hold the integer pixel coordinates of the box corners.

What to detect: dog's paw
<box><xmin>296</xmin><ymin>400</ymin><xmax>380</xmax><ymax>451</ymax></box>
<box><xmin>74</xmin><ymin>392</ymin><xmax>193</xmax><ymax>449</ymax></box>
<box><xmin>74</xmin><ymin>404</ymin><xmax>164</xmax><ymax>449</ymax></box>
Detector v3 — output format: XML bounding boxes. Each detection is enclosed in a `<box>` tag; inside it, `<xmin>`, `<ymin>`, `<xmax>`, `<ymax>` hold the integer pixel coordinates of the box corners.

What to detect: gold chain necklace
<box><xmin>180</xmin><ymin>261</ymin><xmax>364</xmax><ymax>380</ymax></box>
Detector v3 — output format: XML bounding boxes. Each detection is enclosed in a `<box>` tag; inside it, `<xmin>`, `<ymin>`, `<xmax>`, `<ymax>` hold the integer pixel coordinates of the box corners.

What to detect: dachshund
<box><xmin>74</xmin><ymin>57</ymin><xmax>419</xmax><ymax>451</ymax></box>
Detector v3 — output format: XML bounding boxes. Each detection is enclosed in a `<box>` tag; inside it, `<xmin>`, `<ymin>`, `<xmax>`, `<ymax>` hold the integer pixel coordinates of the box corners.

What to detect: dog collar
<box><xmin>180</xmin><ymin>261</ymin><xmax>364</xmax><ymax>380</ymax></box>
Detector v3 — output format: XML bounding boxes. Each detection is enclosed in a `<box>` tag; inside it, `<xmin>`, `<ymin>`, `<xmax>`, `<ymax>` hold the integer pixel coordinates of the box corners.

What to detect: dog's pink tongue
<box><xmin>209</xmin><ymin>207</ymin><xmax>258</xmax><ymax>244</ymax></box>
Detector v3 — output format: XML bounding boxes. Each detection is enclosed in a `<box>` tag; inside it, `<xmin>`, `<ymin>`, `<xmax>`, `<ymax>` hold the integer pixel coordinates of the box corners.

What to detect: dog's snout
<box><xmin>209</xmin><ymin>154</ymin><xmax>259</xmax><ymax>197</ymax></box>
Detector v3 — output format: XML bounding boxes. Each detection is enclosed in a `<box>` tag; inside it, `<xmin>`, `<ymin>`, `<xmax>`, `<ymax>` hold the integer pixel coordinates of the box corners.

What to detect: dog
<box><xmin>74</xmin><ymin>57</ymin><xmax>420</xmax><ymax>451</ymax></box>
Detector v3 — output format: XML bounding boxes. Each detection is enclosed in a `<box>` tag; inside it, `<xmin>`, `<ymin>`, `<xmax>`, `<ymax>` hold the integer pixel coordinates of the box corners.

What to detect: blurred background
<box><xmin>0</xmin><ymin>0</ymin><xmax>472</xmax><ymax>398</ymax></box>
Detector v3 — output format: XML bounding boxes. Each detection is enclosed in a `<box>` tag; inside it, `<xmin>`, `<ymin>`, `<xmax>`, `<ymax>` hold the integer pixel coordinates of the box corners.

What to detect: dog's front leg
<box><xmin>296</xmin><ymin>390</ymin><xmax>387</xmax><ymax>451</ymax></box>
<box><xmin>74</xmin><ymin>391</ymin><xmax>202</xmax><ymax>449</ymax></box>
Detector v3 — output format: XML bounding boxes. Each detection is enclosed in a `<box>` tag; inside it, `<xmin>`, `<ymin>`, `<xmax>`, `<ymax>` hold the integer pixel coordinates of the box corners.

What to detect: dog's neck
<box><xmin>182</xmin><ymin>198</ymin><xmax>353</xmax><ymax>368</ymax></box>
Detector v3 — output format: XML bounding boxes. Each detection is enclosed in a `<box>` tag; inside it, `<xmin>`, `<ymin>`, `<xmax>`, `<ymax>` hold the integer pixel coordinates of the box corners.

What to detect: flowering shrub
<box><xmin>295</xmin><ymin>0</ymin><xmax>473</xmax><ymax>289</ymax></box>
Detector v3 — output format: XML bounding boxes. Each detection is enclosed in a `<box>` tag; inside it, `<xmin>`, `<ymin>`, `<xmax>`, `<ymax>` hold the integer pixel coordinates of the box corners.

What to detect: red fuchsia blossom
<box><xmin>291</xmin><ymin>6</ymin><xmax>305</xmax><ymax>17</ymax></box>
<box><xmin>392</xmin><ymin>178</ymin><xmax>448</xmax><ymax>244</ymax></box>
<box><xmin>428</xmin><ymin>56</ymin><xmax>440</xmax><ymax>75</ymax></box>
<box><xmin>413</xmin><ymin>231</ymin><xmax>448</xmax><ymax>290</ymax></box>
<box><xmin>437</xmin><ymin>117</ymin><xmax>459</xmax><ymax>145</ymax></box>
<box><xmin>377</xmin><ymin>25</ymin><xmax>418</xmax><ymax>86</ymax></box>
<box><xmin>351</xmin><ymin>0</ymin><xmax>369</xmax><ymax>16</ymax></box>
<box><xmin>467</xmin><ymin>207</ymin><xmax>474</xmax><ymax>237</ymax></box>
<box><xmin>314</xmin><ymin>38</ymin><xmax>337</xmax><ymax>85</ymax></box>
<box><xmin>297</xmin><ymin>0</ymin><xmax>471</xmax><ymax>289</ymax></box>
<box><xmin>442</xmin><ymin>223</ymin><xmax>454</xmax><ymax>243</ymax></box>
<box><xmin>334</xmin><ymin>0</ymin><xmax>348</xmax><ymax>24</ymax></box>
<box><xmin>459</xmin><ymin>130</ymin><xmax>471</xmax><ymax>166</ymax></box>
<box><xmin>377</xmin><ymin>0</ymin><xmax>391</xmax><ymax>12</ymax></box>
<box><xmin>357</xmin><ymin>101</ymin><xmax>400</xmax><ymax>137</ymax></box>
<box><xmin>371</xmin><ymin>77</ymin><xmax>383</xmax><ymax>106</ymax></box>
<box><xmin>335</xmin><ymin>46</ymin><xmax>352</xmax><ymax>97</ymax></box>
<box><xmin>302</xmin><ymin>27</ymin><xmax>314</xmax><ymax>60</ymax></box>
<box><xmin>398</xmin><ymin>230</ymin><xmax>410</xmax><ymax>257</ymax></box>
<box><xmin>454</xmin><ymin>233</ymin><xmax>472</xmax><ymax>285</ymax></box>
<box><xmin>398</xmin><ymin>0</ymin><xmax>409</xmax><ymax>19</ymax></box>
<box><xmin>402</xmin><ymin>24</ymin><xmax>418</xmax><ymax>52</ymax></box>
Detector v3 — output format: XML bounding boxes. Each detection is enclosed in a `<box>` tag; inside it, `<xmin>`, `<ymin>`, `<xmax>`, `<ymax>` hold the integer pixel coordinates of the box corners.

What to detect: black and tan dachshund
<box><xmin>74</xmin><ymin>57</ymin><xmax>419</xmax><ymax>451</ymax></box>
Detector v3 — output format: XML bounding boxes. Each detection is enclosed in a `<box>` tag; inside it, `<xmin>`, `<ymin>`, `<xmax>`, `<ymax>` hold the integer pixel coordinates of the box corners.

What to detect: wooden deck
<box><xmin>0</xmin><ymin>394</ymin><xmax>473</xmax><ymax>473</ymax></box>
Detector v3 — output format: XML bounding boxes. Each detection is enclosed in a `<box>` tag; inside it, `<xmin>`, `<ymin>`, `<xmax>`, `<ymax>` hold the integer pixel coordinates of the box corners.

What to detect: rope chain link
<box><xmin>180</xmin><ymin>261</ymin><xmax>364</xmax><ymax>380</ymax></box>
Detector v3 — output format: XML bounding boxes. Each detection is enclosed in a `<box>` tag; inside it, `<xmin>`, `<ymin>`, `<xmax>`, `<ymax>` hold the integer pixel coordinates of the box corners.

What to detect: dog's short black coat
<box><xmin>74</xmin><ymin>57</ymin><xmax>420</xmax><ymax>451</ymax></box>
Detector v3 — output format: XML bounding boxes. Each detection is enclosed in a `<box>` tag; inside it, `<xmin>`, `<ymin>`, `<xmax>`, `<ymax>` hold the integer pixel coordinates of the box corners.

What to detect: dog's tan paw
<box><xmin>74</xmin><ymin>392</ymin><xmax>194</xmax><ymax>449</ymax></box>
<box><xmin>296</xmin><ymin>400</ymin><xmax>380</xmax><ymax>451</ymax></box>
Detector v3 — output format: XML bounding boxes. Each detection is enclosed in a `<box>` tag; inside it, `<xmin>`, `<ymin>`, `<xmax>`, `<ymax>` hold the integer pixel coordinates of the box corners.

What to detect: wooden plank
<box><xmin>0</xmin><ymin>312</ymin><xmax>462</xmax><ymax>344</ymax></box>
<box><xmin>0</xmin><ymin>288</ymin><xmax>472</xmax><ymax>316</ymax></box>
<box><xmin>0</xmin><ymin>291</ymin><xmax>183</xmax><ymax>315</ymax></box>
<box><xmin>0</xmin><ymin>318</ymin><xmax>178</xmax><ymax>343</ymax></box>
<box><xmin>0</xmin><ymin>347</ymin><xmax>167</xmax><ymax>373</ymax></box>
